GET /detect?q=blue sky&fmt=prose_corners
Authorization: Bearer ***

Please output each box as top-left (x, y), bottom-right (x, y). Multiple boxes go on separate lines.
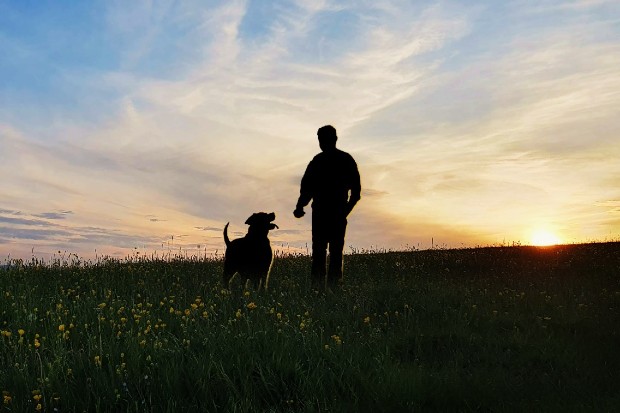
top-left (1, 0), bottom-right (619, 259)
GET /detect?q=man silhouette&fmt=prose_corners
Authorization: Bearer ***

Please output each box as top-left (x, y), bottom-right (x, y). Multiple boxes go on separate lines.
top-left (294, 125), bottom-right (361, 288)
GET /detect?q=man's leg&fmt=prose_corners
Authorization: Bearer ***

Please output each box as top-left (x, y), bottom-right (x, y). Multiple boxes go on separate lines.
top-left (311, 214), bottom-right (328, 288)
top-left (327, 217), bottom-right (347, 286)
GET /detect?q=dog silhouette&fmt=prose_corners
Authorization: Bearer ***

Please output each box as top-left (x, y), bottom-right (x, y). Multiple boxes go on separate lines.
top-left (223, 212), bottom-right (278, 290)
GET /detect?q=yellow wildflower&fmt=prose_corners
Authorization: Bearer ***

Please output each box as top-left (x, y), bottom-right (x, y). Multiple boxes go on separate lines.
top-left (363, 316), bottom-right (370, 324)
top-left (58, 324), bottom-right (65, 332)
top-left (247, 302), bottom-right (257, 310)
top-left (2, 391), bottom-right (11, 405)
top-left (18, 329), bottom-right (25, 336)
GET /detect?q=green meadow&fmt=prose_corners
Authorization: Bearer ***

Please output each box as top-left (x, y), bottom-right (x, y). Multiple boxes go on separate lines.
top-left (1, 243), bottom-right (619, 412)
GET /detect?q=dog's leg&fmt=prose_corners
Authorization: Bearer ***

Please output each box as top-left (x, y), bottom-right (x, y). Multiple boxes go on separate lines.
top-left (223, 253), bottom-right (236, 288)
top-left (223, 270), bottom-right (235, 289)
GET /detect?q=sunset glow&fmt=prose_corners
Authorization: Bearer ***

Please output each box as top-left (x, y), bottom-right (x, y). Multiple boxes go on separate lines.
top-left (530, 230), bottom-right (562, 247)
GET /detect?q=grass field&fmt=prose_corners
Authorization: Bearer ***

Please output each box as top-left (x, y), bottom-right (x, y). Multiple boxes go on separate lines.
top-left (1, 242), bottom-right (619, 412)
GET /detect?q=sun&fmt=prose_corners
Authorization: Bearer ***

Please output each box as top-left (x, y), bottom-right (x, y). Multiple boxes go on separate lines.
top-left (530, 230), bottom-right (561, 246)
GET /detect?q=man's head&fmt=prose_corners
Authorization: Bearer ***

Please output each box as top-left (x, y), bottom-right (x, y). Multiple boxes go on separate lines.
top-left (317, 125), bottom-right (337, 151)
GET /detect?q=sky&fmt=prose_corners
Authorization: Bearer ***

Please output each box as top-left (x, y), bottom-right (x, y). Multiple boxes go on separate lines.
top-left (1, 0), bottom-right (619, 261)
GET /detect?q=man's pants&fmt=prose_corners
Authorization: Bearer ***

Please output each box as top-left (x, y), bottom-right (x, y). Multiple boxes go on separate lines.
top-left (311, 212), bottom-right (347, 286)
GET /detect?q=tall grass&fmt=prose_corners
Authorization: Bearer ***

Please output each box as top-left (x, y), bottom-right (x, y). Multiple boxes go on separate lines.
top-left (1, 243), bottom-right (619, 412)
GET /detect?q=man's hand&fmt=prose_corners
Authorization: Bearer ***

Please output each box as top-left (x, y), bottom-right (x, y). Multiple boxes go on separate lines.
top-left (345, 201), bottom-right (357, 217)
top-left (293, 207), bottom-right (305, 218)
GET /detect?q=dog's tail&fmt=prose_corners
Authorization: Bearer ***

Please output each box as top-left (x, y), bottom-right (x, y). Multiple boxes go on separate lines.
top-left (223, 222), bottom-right (231, 247)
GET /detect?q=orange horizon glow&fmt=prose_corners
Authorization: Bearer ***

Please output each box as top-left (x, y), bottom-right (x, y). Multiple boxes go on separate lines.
top-left (530, 230), bottom-right (562, 247)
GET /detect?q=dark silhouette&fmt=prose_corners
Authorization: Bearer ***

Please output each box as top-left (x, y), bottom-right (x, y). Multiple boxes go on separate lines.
top-left (223, 212), bottom-right (278, 290)
top-left (294, 125), bottom-right (361, 288)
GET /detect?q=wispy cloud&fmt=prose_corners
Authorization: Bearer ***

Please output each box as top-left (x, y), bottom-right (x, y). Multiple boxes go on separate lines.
top-left (519, 0), bottom-right (620, 12)
top-left (0, 216), bottom-right (56, 227)
top-left (194, 226), bottom-right (222, 232)
top-left (34, 211), bottom-right (73, 220)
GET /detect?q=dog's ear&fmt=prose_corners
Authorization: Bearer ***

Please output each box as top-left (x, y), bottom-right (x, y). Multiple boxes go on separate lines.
top-left (245, 214), bottom-right (257, 226)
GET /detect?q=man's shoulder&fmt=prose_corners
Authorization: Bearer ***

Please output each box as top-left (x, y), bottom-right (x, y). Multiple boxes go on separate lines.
top-left (312, 148), bottom-right (357, 164)
top-left (325, 148), bottom-right (354, 158)
top-left (336, 149), bottom-right (357, 164)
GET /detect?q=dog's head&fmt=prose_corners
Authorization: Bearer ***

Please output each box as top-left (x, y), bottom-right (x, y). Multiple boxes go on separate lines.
top-left (245, 212), bottom-right (278, 232)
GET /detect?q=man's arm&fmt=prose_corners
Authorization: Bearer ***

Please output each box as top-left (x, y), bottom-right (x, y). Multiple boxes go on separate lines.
top-left (294, 161), bottom-right (315, 218)
top-left (346, 157), bottom-right (361, 216)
